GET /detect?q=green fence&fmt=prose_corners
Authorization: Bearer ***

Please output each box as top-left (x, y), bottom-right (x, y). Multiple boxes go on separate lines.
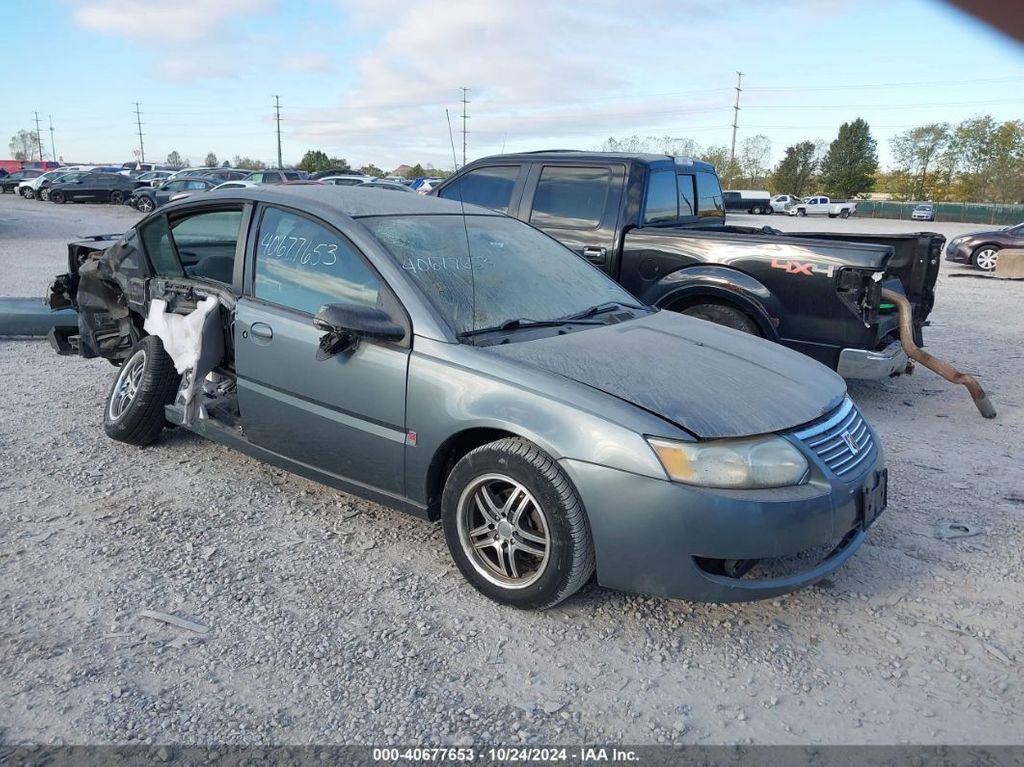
top-left (854, 200), bottom-right (1024, 226)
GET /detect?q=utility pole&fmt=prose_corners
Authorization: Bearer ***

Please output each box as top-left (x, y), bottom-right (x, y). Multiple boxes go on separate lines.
top-left (33, 112), bottom-right (44, 160)
top-left (274, 95), bottom-right (282, 170)
top-left (134, 102), bottom-right (145, 162)
top-left (48, 115), bottom-right (57, 162)
top-left (460, 87), bottom-right (470, 168)
top-left (729, 72), bottom-right (743, 169)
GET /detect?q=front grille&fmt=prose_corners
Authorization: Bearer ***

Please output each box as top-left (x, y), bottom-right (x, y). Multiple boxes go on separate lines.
top-left (793, 397), bottom-right (875, 477)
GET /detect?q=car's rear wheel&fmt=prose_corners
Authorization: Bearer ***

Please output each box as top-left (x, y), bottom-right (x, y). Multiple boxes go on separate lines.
top-left (972, 246), bottom-right (999, 272)
top-left (797, 208), bottom-right (806, 217)
top-left (751, 205), bottom-right (762, 215)
top-left (839, 210), bottom-right (850, 218)
top-left (680, 302), bottom-right (760, 335)
top-left (103, 336), bottom-right (182, 446)
top-left (51, 190), bottom-right (65, 204)
top-left (136, 196), bottom-right (155, 213)
top-left (441, 437), bottom-right (594, 610)
top-left (109, 190), bottom-right (124, 205)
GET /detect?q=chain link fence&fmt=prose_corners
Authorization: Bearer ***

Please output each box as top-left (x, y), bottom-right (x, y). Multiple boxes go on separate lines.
top-left (854, 200), bottom-right (1024, 226)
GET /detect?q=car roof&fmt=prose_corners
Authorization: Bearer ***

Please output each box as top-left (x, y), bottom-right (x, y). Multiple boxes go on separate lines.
top-left (473, 150), bottom-right (717, 173)
top-left (185, 184), bottom-right (499, 217)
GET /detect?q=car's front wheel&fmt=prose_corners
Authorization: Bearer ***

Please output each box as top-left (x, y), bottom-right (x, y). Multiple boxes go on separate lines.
top-left (103, 336), bottom-right (182, 446)
top-left (20, 187), bottom-right (33, 199)
top-left (972, 246), bottom-right (999, 272)
top-left (135, 195), bottom-right (155, 213)
top-left (441, 437), bottom-right (595, 609)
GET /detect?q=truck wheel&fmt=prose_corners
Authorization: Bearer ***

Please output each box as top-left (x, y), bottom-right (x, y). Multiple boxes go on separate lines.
top-left (839, 210), bottom-right (850, 218)
top-left (103, 336), bottom-right (182, 447)
top-left (441, 437), bottom-right (595, 610)
top-left (797, 208), bottom-right (806, 217)
top-left (751, 205), bottom-right (762, 215)
top-left (680, 303), bottom-right (760, 335)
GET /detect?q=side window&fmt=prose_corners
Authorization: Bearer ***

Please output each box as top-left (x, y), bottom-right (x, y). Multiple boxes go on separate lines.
top-left (529, 166), bottom-right (610, 229)
top-left (254, 207), bottom-right (381, 315)
top-left (139, 216), bottom-right (185, 277)
top-left (677, 174), bottom-right (696, 217)
top-left (248, 173), bottom-right (263, 184)
top-left (170, 209), bottom-right (242, 284)
top-left (696, 170), bottom-right (724, 218)
top-left (185, 180), bottom-right (208, 190)
top-left (439, 166), bottom-right (519, 213)
top-left (643, 170), bottom-right (677, 224)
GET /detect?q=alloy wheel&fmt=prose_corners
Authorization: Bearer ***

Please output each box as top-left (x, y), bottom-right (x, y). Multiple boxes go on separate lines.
top-left (108, 349), bottom-right (146, 421)
top-left (456, 474), bottom-right (550, 589)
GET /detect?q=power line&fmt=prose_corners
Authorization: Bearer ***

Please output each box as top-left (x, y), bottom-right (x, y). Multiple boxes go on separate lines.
top-left (48, 115), bottom-right (57, 162)
top-left (134, 102), bottom-right (145, 162)
top-left (729, 72), bottom-right (742, 166)
top-left (461, 88), bottom-right (470, 168)
top-left (33, 112), bottom-right (44, 161)
top-left (274, 95), bottom-right (282, 169)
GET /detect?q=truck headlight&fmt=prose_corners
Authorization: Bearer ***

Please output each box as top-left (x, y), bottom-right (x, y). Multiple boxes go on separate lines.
top-left (647, 436), bottom-right (809, 489)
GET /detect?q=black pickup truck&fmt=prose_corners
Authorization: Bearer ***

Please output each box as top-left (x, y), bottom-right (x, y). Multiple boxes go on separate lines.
top-left (434, 152), bottom-right (942, 379)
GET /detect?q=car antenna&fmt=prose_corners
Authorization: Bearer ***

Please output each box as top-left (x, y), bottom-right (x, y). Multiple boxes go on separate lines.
top-left (447, 108), bottom-right (475, 335)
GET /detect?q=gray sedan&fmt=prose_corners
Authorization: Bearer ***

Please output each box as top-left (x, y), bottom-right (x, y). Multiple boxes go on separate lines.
top-left (50, 187), bottom-right (888, 609)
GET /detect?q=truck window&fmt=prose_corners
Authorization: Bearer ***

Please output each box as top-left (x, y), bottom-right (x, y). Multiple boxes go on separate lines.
top-left (530, 166), bottom-right (610, 229)
top-left (677, 174), bottom-right (696, 217)
top-left (643, 170), bottom-right (677, 224)
top-left (696, 170), bottom-right (724, 218)
top-left (439, 166), bottom-right (519, 213)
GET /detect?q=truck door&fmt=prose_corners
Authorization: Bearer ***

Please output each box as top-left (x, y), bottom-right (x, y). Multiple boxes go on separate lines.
top-left (520, 164), bottom-right (625, 273)
top-left (234, 205), bottom-right (410, 494)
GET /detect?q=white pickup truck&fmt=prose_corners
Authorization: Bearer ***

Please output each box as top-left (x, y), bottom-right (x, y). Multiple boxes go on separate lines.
top-left (789, 196), bottom-right (857, 218)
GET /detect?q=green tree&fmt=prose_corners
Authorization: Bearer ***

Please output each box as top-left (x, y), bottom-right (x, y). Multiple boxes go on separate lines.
top-left (770, 141), bottom-right (818, 195)
top-left (359, 164), bottom-right (385, 178)
top-left (9, 129), bottom-right (41, 161)
top-left (205, 152), bottom-right (218, 167)
top-left (407, 163), bottom-right (426, 178)
top-left (166, 150), bottom-right (184, 167)
top-left (989, 120), bottom-right (1024, 203)
top-left (698, 145), bottom-right (739, 186)
top-left (738, 134), bottom-right (771, 188)
top-left (232, 156), bottom-right (267, 170)
top-left (819, 118), bottom-right (878, 198)
top-left (297, 150), bottom-right (349, 173)
top-left (890, 123), bottom-right (949, 200)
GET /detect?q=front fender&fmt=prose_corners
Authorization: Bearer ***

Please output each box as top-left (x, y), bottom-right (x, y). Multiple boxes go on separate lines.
top-left (639, 265), bottom-right (782, 341)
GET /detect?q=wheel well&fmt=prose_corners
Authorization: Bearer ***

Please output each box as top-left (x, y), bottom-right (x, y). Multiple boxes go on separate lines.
top-left (425, 427), bottom-right (520, 520)
top-left (662, 294), bottom-right (769, 338)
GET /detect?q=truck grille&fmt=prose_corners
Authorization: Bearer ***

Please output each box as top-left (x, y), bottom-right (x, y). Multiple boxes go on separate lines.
top-left (792, 397), bottom-right (875, 477)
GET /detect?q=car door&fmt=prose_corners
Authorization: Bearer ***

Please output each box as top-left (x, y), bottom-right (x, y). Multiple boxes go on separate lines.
top-left (520, 163), bottom-right (624, 268)
top-left (234, 204), bottom-right (410, 494)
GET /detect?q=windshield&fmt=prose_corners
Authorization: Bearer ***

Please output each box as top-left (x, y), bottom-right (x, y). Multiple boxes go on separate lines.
top-left (361, 214), bottom-right (639, 336)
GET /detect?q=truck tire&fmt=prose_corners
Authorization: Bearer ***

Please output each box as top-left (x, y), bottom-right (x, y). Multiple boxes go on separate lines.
top-left (680, 302), bottom-right (760, 336)
top-left (797, 208), bottom-right (806, 217)
top-left (839, 210), bottom-right (850, 219)
top-left (103, 336), bottom-right (182, 446)
top-left (441, 437), bottom-right (595, 610)
top-left (751, 205), bottom-right (763, 215)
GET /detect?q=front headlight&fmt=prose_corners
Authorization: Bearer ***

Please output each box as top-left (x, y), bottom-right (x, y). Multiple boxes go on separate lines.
top-left (647, 435), bottom-right (809, 489)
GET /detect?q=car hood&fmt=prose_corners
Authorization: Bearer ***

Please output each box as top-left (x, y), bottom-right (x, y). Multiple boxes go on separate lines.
top-left (483, 311), bottom-right (846, 439)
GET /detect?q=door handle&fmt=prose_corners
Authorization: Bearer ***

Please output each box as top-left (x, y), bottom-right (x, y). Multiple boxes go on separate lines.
top-left (250, 322), bottom-right (273, 343)
top-left (582, 246), bottom-right (607, 262)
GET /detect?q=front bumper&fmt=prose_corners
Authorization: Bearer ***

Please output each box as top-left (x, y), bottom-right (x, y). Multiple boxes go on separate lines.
top-left (560, 435), bottom-right (885, 603)
top-left (945, 243), bottom-right (971, 264)
top-left (836, 340), bottom-right (907, 379)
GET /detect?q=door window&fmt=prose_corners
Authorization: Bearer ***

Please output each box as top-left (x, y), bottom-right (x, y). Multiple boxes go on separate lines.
top-left (696, 170), bottom-right (724, 218)
top-left (529, 166), bottom-right (610, 229)
top-left (253, 207), bottom-right (381, 315)
top-left (139, 208), bottom-right (243, 282)
top-left (438, 166), bottom-right (519, 213)
top-left (643, 170), bottom-right (678, 224)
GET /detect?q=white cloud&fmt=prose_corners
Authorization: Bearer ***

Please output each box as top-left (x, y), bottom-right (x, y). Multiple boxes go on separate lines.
top-left (70, 0), bottom-right (276, 42)
top-left (283, 53), bottom-right (333, 74)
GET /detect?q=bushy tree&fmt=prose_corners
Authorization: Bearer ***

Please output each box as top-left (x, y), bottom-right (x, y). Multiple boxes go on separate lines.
top-left (297, 150), bottom-right (350, 173)
top-left (771, 141), bottom-right (818, 195)
top-left (166, 150), bottom-right (184, 167)
top-left (9, 129), bottom-right (41, 161)
top-left (819, 118), bottom-right (878, 198)
top-left (698, 145), bottom-right (739, 186)
top-left (890, 123), bottom-right (949, 200)
top-left (359, 164), bottom-right (385, 178)
top-left (739, 134), bottom-right (771, 188)
top-left (232, 156), bottom-right (267, 170)
top-left (205, 152), bottom-right (218, 167)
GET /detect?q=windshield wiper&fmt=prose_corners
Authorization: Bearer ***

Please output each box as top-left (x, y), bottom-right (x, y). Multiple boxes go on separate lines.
top-left (560, 300), bottom-right (648, 320)
top-left (458, 316), bottom-right (604, 339)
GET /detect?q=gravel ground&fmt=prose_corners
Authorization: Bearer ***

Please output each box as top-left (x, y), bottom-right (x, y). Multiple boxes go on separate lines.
top-left (1, 194), bottom-right (1022, 746)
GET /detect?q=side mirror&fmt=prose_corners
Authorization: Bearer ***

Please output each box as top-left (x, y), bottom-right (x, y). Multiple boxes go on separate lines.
top-left (312, 303), bottom-right (404, 360)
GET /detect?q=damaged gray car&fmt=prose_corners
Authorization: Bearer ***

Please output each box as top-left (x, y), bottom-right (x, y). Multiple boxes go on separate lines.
top-left (48, 187), bottom-right (887, 609)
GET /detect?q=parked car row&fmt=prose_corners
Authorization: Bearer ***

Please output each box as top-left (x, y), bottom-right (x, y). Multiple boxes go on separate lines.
top-left (724, 191), bottom-right (857, 217)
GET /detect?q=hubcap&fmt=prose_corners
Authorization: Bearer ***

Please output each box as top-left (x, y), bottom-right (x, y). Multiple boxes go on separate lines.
top-left (457, 474), bottom-right (550, 589)
top-left (976, 249), bottom-right (998, 271)
top-left (108, 349), bottom-right (146, 421)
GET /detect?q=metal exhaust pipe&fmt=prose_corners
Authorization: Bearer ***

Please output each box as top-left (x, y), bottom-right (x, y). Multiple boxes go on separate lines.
top-left (881, 288), bottom-right (995, 419)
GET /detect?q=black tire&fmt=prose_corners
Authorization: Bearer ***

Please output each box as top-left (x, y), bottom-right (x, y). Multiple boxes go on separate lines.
top-left (797, 208), bottom-right (806, 217)
top-left (136, 195), bottom-right (155, 213)
top-left (971, 245), bottom-right (999, 272)
top-left (839, 210), bottom-right (850, 219)
top-left (21, 187), bottom-right (33, 199)
top-left (39, 189), bottom-right (50, 201)
top-left (680, 302), bottom-right (760, 335)
top-left (103, 336), bottom-right (182, 446)
top-left (51, 190), bottom-right (65, 204)
top-left (110, 190), bottom-right (124, 205)
top-left (751, 205), bottom-right (762, 215)
top-left (441, 437), bottom-right (595, 610)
